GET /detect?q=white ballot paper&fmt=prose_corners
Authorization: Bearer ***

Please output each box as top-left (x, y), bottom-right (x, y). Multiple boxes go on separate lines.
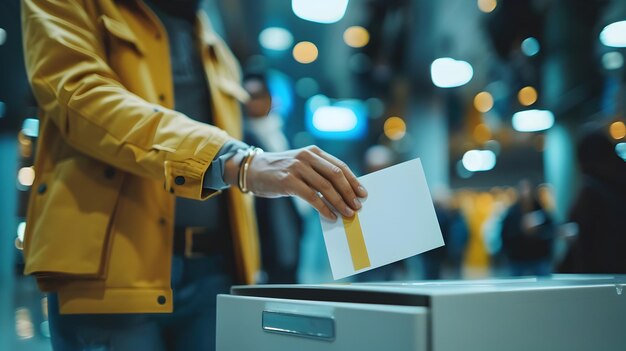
top-left (321, 158), bottom-right (444, 280)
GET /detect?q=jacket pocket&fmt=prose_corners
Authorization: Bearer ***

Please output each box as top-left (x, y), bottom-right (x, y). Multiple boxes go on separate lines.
top-left (100, 15), bottom-right (144, 56)
top-left (24, 154), bottom-right (124, 279)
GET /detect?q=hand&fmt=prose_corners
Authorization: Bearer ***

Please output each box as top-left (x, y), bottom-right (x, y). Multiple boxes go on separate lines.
top-left (224, 146), bottom-right (367, 220)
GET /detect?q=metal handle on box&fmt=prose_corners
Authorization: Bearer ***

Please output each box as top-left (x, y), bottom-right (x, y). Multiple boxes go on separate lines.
top-left (262, 310), bottom-right (335, 341)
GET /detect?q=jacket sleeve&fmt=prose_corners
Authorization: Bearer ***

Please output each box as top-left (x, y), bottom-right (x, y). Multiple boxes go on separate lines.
top-left (21, 0), bottom-right (231, 200)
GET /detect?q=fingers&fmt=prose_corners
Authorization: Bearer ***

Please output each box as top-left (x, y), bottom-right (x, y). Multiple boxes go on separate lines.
top-left (289, 178), bottom-right (337, 221)
top-left (299, 166), bottom-right (355, 218)
top-left (301, 146), bottom-right (366, 213)
top-left (309, 146), bottom-right (368, 198)
top-left (306, 155), bottom-right (361, 214)
top-left (247, 145), bottom-right (366, 221)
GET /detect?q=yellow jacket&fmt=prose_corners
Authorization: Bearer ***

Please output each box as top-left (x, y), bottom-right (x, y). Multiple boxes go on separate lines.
top-left (21, 0), bottom-right (259, 314)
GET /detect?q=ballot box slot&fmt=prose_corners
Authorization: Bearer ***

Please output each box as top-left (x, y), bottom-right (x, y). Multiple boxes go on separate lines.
top-left (232, 286), bottom-right (430, 307)
top-left (262, 311), bottom-right (335, 341)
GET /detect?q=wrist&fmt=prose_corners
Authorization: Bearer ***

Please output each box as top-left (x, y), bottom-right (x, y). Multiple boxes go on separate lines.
top-left (223, 150), bottom-right (246, 186)
top-left (238, 147), bottom-right (263, 193)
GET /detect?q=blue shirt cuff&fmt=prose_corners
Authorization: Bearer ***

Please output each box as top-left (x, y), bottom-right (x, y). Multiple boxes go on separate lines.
top-left (202, 140), bottom-right (249, 190)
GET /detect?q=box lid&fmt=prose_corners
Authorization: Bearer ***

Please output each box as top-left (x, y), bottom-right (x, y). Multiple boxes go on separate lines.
top-left (230, 275), bottom-right (626, 307)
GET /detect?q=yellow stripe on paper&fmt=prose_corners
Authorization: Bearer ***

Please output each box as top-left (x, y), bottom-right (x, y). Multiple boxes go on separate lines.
top-left (342, 214), bottom-right (371, 271)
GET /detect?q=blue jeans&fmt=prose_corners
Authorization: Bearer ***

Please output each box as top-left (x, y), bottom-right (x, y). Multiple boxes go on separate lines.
top-left (48, 254), bottom-right (233, 351)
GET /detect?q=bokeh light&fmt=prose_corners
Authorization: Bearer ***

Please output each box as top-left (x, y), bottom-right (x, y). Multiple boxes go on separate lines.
top-left (431, 58), bottom-right (473, 88)
top-left (266, 70), bottom-right (294, 116)
top-left (609, 121), bottom-right (626, 140)
top-left (512, 109), bottom-right (554, 132)
top-left (17, 167), bottom-right (35, 187)
top-left (518, 86), bottom-right (538, 106)
top-left (462, 150), bottom-right (496, 172)
top-left (17, 222), bottom-right (26, 243)
top-left (312, 106), bottom-right (357, 132)
top-left (259, 27), bottom-right (293, 51)
top-left (474, 91), bottom-right (494, 113)
top-left (365, 145), bottom-right (395, 171)
top-left (292, 0), bottom-right (349, 24)
top-left (306, 97), bottom-right (367, 139)
top-left (521, 37), bottom-right (540, 57)
top-left (384, 116), bottom-right (407, 140)
top-left (293, 41), bottom-right (318, 64)
top-left (0, 28), bottom-right (6, 46)
top-left (602, 52), bottom-right (624, 70)
top-left (343, 26), bottom-right (370, 48)
top-left (477, 0), bottom-right (497, 13)
top-left (22, 118), bottom-right (40, 137)
top-left (600, 20), bottom-right (626, 48)
top-left (616, 143), bottom-right (626, 161)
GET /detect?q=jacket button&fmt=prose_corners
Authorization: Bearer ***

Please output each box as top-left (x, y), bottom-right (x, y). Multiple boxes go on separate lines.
top-left (174, 176), bottom-right (185, 185)
top-left (159, 217), bottom-right (167, 226)
top-left (104, 166), bottom-right (116, 179)
top-left (37, 183), bottom-right (47, 194)
top-left (157, 296), bottom-right (166, 305)
top-left (155, 33), bottom-right (162, 40)
top-left (158, 94), bottom-right (165, 102)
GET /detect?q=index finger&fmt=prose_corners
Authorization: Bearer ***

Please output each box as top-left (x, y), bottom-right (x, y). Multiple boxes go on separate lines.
top-left (310, 147), bottom-right (368, 198)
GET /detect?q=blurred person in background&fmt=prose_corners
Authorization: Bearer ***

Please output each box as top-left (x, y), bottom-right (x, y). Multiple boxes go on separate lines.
top-left (441, 197), bottom-right (469, 279)
top-left (481, 190), bottom-right (511, 273)
top-left (20, 1), bottom-right (367, 350)
top-left (242, 73), bottom-right (304, 284)
top-left (421, 201), bottom-right (450, 280)
top-left (500, 179), bottom-right (556, 276)
top-left (559, 127), bottom-right (626, 274)
top-left (421, 192), bottom-right (469, 280)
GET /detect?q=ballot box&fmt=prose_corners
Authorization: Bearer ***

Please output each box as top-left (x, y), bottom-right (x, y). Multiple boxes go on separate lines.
top-left (216, 275), bottom-right (626, 351)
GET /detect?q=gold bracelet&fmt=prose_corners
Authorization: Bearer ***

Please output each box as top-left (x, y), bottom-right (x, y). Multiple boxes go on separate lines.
top-left (238, 147), bottom-right (263, 193)
top-left (237, 149), bottom-right (251, 193)
top-left (240, 147), bottom-right (263, 193)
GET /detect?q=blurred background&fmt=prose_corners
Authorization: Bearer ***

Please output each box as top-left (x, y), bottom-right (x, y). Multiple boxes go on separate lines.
top-left (1, 0), bottom-right (625, 349)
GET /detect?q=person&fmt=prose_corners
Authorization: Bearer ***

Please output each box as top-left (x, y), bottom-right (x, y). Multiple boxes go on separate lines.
top-left (558, 127), bottom-right (626, 273)
top-left (420, 203), bottom-right (450, 280)
top-left (20, 1), bottom-right (367, 350)
top-left (422, 198), bottom-right (469, 280)
top-left (241, 73), bottom-right (304, 284)
top-left (500, 179), bottom-right (555, 276)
